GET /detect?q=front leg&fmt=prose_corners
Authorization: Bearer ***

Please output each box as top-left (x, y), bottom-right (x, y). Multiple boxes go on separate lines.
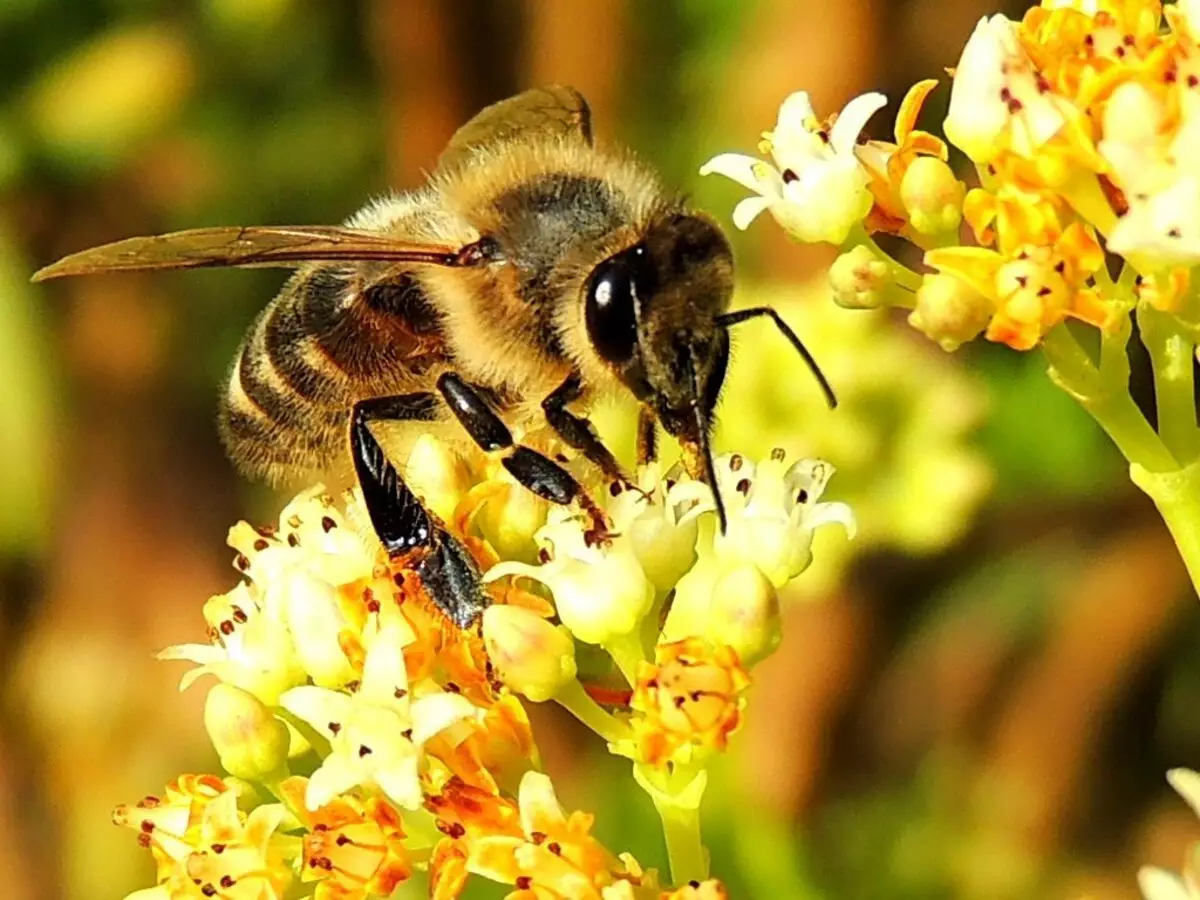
top-left (436, 372), bottom-right (613, 543)
top-left (541, 373), bottom-right (628, 485)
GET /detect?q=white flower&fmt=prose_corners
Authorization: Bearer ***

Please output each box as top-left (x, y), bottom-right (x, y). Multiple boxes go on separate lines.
top-left (711, 453), bottom-right (855, 586)
top-left (700, 91), bottom-right (886, 244)
top-left (483, 506), bottom-right (655, 646)
top-left (159, 582), bottom-right (307, 705)
top-left (279, 619), bottom-right (479, 810)
top-left (944, 15), bottom-right (1073, 163)
top-left (667, 452), bottom-right (854, 645)
top-left (1104, 89), bottom-right (1200, 266)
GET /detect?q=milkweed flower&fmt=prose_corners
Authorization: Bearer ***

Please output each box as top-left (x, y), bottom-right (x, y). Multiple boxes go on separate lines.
top-left (1138, 769), bottom-right (1200, 900)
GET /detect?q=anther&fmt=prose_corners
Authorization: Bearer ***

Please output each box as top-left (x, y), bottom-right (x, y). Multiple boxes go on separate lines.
top-left (329, 722), bottom-right (341, 735)
top-left (736, 478), bottom-right (751, 495)
top-left (516, 876), bottom-right (533, 890)
top-left (729, 454), bottom-right (744, 472)
top-left (252, 538), bottom-right (269, 552)
top-left (321, 516), bottom-right (337, 532)
top-left (770, 447), bottom-right (785, 461)
top-left (358, 744), bottom-right (373, 757)
top-left (287, 533), bottom-right (300, 548)
top-left (782, 168), bottom-right (799, 183)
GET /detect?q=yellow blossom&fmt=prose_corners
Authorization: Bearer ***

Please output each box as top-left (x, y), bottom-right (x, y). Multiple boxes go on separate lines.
top-left (281, 777), bottom-right (412, 900)
top-left (467, 771), bottom-right (653, 899)
top-left (926, 218), bottom-right (1111, 350)
top-left (482, 604), bottom-right (577, 702)
top-left (629, 638), bottom-right (750, 767)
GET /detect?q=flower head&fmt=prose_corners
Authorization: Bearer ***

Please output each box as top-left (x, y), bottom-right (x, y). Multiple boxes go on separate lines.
top-left (280, 617), bottom-right (480, 810)
top-left (629, 638), bottom-right (750, 768)
top-left (281, 778), bottom-right (412, 900)
top-left (467, 771), bottom-right (655, 899)
top-left (701, 91), bottom-right (886, 244)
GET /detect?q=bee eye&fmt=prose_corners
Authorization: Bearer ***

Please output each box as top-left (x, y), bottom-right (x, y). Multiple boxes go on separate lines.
top-left (585, 245), bottom-right (652, 364)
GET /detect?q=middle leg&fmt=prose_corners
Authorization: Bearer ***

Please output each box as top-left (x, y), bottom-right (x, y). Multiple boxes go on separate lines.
top-left (436, 372), bottom-right (613, 542)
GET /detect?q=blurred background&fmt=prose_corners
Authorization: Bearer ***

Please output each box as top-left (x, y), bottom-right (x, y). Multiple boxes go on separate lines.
top-left (2, 1), bottom-right (1197, 898)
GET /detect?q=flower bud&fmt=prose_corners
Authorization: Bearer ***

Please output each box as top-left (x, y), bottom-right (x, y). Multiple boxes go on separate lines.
top-left (272, 569), bottom-right (358, 688)
top-left (475, 480), bottom-right (547, 562)
top-left (204, 683), bottom-right (290, 780)
top-left (829, 244), bottom-right (890, 310)
top-left (547, 550), bottom-right (654, 646)
top-left (705, 564), bottom-right (781, 667)
top-left (482, 605), bottom-right (577, 702)
top-left (627, 505), bottom-right (699, 592)
top-left (900, 156), bottom-right (965, 236)
top-left (908, 273), bottom-right (992, 351)
top-left (404, 434), bottom-right (472, 523)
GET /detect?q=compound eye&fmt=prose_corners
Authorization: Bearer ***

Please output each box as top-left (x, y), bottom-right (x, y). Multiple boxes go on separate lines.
top-left (584, 245), bottom-right (651, 364)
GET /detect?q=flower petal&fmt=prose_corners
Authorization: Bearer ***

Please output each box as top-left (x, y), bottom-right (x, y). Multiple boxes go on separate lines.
top-left (306, 754), bottom-right (363, 809)
top-left (359, 621), bottom-right (411, 707)
top-left (279, 685), bottom-right (354, 738)
top-left (517, 771), bottom-right (567, 837)
top-left (732, 196), bottom-right (773, 230)
top-left (373, 753), bottom-right (423, 810)
top-left (409, 692), bottom-right (479, 745)
top-left (698, 153), bottom-right (773, 194)
top-left (1138, 867), bottom-right (1192, 900)
top-left (830, 92), bottom-right (888, 155)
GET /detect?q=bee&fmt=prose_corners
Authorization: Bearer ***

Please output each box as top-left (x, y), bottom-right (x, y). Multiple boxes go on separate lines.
top-left (34, 86), bottom-right (834, 630)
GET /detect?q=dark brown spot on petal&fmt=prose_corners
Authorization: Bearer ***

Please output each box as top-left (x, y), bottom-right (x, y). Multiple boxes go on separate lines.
top-left (736, 478), bottom-right (751, 495)
top-left (358, 744), bottom-right (372, 757)
top-left (329, 722), bottom-right (342, 735)
top-left (253, 538), bottom-right (269, 552)
top-left (782, 168), bottom-right (799, 184)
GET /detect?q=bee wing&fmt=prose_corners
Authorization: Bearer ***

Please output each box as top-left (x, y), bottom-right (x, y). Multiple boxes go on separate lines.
top-left (32, 225), bottom-right (475, 282)
top-left (437, 85), bottom-right (593, 172)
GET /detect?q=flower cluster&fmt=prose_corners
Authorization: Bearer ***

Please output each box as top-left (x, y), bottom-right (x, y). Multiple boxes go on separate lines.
top-left (701, 1), bottom-right (1200, 364)
top-left (118, 435), bottom-right (852, 898)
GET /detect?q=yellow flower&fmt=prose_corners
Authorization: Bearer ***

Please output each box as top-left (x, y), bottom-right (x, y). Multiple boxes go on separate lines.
top-left (467, 771), bottom-right (652, 900)
top-left (281, 777), bottom-right (412, 900)
top-left (700, 91), bottom-right (887, 244)
top-left (482, 604), bottom-right (578, 703)
top-left (484, 505), bottom-right (656, 647)
top-left (853, 79), bottom-right (959, 237)
top-left (629, 638), bottom-right (750, 768)
top-left (113, 774), bottom-right (232, 879)
top-left (279, 617), bottom-right (480, 810)
top-left (203, 683), bottom-right (290, 781)
top-left (115, 781), bottom-right (292, 900)
top-left (926, 217), bottom-right (1111, 350)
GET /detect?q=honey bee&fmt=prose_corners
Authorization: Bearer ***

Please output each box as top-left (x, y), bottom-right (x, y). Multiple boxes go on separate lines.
top-left (35, 86), bottom-right (834, 628)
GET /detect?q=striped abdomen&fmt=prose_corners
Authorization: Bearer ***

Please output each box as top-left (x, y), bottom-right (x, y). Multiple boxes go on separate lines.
top-left (219, 264), bottom-right (446, 484)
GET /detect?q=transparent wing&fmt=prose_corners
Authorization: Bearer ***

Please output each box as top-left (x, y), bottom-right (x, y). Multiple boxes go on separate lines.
top-left (437, 84), bottom-right (593, 172)
top-left (32, 225), bottom-right (474, 281)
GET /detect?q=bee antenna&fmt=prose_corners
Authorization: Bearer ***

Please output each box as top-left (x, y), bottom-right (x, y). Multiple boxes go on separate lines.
top-left (716, 306), bottom-right (837, 409)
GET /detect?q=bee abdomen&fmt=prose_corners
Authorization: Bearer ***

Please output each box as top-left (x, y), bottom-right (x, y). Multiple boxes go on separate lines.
top-left (218, 265), bottom-right (446, 483)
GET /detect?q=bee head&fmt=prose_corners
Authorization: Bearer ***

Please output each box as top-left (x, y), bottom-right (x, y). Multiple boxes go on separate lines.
top-left (582, 212), bottom-right (735, 525)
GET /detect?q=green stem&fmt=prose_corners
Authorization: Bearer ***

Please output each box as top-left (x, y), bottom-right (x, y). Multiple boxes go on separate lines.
top-left (1131, 460), bottom-right (1200, 598)
top-left (1043, 325), bottom-right (1178, 472)
top-left (604, 631), bottom-right (648, 687)
top-left (553, 679), bottom-right (631, 745)
top-left (1140, 306), bottom-right (1200, 465)
top-left (1059, 172), bottom-right (1119, 238)
top-left (653, 789), bottom-right (708, 886)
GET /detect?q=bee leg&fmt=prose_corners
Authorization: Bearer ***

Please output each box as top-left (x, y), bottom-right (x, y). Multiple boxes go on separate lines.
top-left (541, 374), bottom-right (630, 487)
top-left (436, 372), bottom-right (614, 543)
top-left (636, 405), bottom-right (658, 467)
top-left (351, 395), bottom-right (489, 629)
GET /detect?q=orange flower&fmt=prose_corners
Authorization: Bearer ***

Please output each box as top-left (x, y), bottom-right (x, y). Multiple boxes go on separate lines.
top-left (927, 214), bottom-right (1113, 351)
top-left (426, 777), bottom-right (522, 900)
top-left (282, 777), bottom-right (411, 900)
top-left (427, 693), bottom-right (539, 794)
top-left (112, 774), bottom-right (232, 878)
top-left (630, 639), bottom-right (750, 768)
top-left (467, 772), bottom-right (649, 900)
top-left (856, 79), bottom-right (950, 235)
top-left (116, 779), bottom-right (292, 900)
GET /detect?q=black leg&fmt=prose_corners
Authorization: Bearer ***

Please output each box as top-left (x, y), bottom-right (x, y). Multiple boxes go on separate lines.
top-left (636, 405), bottom-right (658, 467)
top-left (716, 306), bottom-right (837, 409)
top-left (541, 374), bottom-right (628, 484)
top-left (350, 393), bottom-right (489, 629)
top-left (436, 372), bottom-right (613, 541)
